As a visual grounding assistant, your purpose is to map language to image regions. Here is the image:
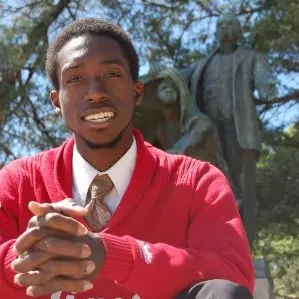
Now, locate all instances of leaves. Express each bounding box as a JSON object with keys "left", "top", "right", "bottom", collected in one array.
[
  {"left": 0, "top": 0, "right": 298, "bottom": 162},
  {"left": 254, "top": 125, "right": 299, "bottom": 298}
]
